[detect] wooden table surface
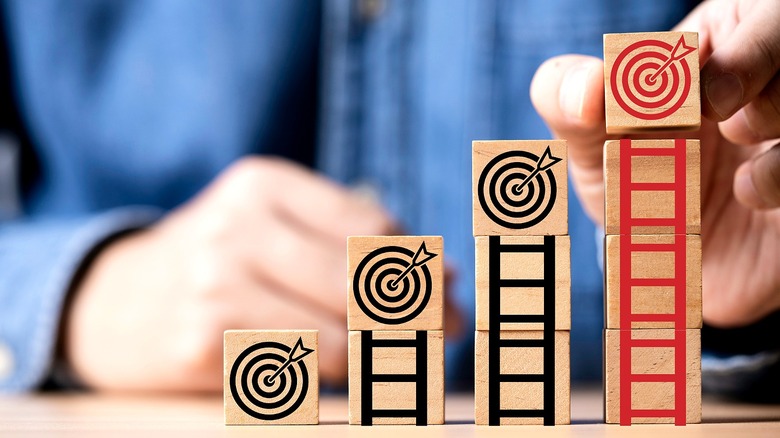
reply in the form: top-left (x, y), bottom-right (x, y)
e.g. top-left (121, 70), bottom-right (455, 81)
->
top-left (1, 387), bottom-right (779, 437)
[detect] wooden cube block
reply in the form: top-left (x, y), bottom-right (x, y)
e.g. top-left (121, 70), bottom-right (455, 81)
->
top-left (604, 32), bottom-right (700, 133)
top-left (604, 328), bottom-right (701, 424)
top-left (604, 138), bottom-right (700, 235)
top-left (475, 235), bottom-right (570, 331)
top-left (473, 140), bottom-right (568, 236)
top-left (605, 234), bottom-right (701, 329)
top-left (224, 330), bottom-right (318, 425)
top-left (348, 236), bottom-right (443, 331)
top-left (348, 330), bottom-right (444, 425)
top-left (475, 330), bottom-right (570, 425)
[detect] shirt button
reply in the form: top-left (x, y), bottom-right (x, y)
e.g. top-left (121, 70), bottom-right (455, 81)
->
top-left (0, 341), bottom-right (14, 382)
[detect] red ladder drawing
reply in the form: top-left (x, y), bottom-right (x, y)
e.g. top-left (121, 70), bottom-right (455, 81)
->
top-left (619, 138), bottom-right (687, 425)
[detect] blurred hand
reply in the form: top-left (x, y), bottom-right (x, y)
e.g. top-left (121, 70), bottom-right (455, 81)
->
top-left (531, 0), bottom-right (780, 327)
top-left (65, 157), bottom-right (406, 391)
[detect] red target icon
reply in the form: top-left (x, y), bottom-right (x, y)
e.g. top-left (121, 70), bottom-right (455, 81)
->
top-left (610, 35), bottom-right (696, 120)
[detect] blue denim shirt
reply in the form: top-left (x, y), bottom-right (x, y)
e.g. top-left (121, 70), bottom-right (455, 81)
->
top-left (3, 0), bottom-right (775, 395)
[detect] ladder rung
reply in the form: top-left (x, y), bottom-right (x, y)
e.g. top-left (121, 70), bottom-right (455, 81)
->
top-left (628, 278), bottom-right (677, 287)
top-left (628, 313), bottom-right (677, 322)
top-left (499, 409), bottom-right (546, 418)
top-left (628, 243), bottom-right (677, 252)
top-left (628, 409), bottom-right (677, 418)
top-left (499, 315), bottom-right (545, 324)
top-left (498, 339), bottom-right (545, 348)
top-left (629, 373), bottom-right (677, 383)
top-left (370, 339), bottom-right (419, 348)
top-left (370, 374), bottom-right (418, 383)
top-left (370, 409), bottom-right (419, 418)
top-left (627, 147), bottom-right (677, 157)
top-left (499, 279), bottom-right (546, 288)
top-left (628, 182), bottom-right (677, 191)
top-left (499, 374), bottom-right (546, 383)
top-left (627, 338), bottom-right (677, 348)
top-left (499, 244), bottom-right (546, 253)
top-left (629, 218), bottom-right (678, 227)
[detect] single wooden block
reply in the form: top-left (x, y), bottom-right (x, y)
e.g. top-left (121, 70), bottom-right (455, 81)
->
top-left (604, 32), bottom-right (700, 133)
top-left (604, 328), bottom-right (701, 424)
top-left (348, 236), bottom-right (444, 331)
top-left (348, 330), bottom-right (444, 425)
top-left (475, 235), bottom-right (570, 331)
top-left (475, 330), bottom-right (570, 425)
top-left (224, 330), bottom-right (318, 425)
top-left (473, 140), bottom-right (568, 236)
top-left (604, 138), bottom-right (700, 235)
top-left (605, 234), bottom-right (701, 329)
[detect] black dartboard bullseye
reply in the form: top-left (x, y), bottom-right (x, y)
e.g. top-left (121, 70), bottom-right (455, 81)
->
top-left (229, 341), bottom-right (309, 421)
top-left (477, 150), bottom-right (557, 229)
top-left (352, 245), bottom-right (433, 325)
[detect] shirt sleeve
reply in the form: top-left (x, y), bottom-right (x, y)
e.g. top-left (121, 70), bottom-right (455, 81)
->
top-left (0, 207), bottom-right (161, 392)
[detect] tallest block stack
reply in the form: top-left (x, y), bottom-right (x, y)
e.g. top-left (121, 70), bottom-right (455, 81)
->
top-left (603, 31), bottom-right (702, 425)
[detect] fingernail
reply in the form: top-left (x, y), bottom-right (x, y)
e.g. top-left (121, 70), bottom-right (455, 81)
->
top-left (559, 63), bottom-right (592, 120)
top-left (706, 73), bottom-right (743, 119)
top-left (734, 163), bottom-right (767, 208)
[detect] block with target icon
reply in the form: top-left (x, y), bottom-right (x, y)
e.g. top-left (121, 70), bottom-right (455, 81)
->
top-left (604, 138), bottom-right (701, 235)
top-left (348, 236), bottom-right (444, 331)
top-left (604, 31), bottom-right (700, 134)
top-left (224, 330), bottom-right (318, 425)
top-left (348, 330), bottom-right (444, 425)
top-left (472, 140), bottom-right (567, 237)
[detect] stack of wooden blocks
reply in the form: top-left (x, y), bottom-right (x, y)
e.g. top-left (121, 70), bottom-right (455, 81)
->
top-left (472, 140), bottom-right (571, 425)
top-left (603, 31), bottom-right (702, 425)
top-left (347, 236), bottom-right (445, 425)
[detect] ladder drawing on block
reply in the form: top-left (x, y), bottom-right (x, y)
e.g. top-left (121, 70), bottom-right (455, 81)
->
top-left (360, 330), bottom-right (428, 425)
top-left (619, 138), bottom-right (687, 425)
top-left (488, 235), bottom-right (556, 426)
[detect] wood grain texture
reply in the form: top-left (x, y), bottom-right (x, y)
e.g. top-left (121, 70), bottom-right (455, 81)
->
top-left (475, 235), bottom-right (570, 331)
top-left (473, 140), bottom-right (568, 236)
top-left (224, 330), bottom-right (318, 425)
top-left (604, 32), bottom-right (700, 133)
top-left (604, 139), bottom-right (701, 235)
top-left (475, 330), bottom-right (570, 425)
top-left (348, 330), bottom-right (444, 425)
top-left (604, 329), bottom-right (701, 424)
top-left (347, 236), bottom-right (443, 331)
top-left (605, 234), bottom-right (701, 329)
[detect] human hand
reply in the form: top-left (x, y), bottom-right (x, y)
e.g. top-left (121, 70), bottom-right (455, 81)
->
top-left (64, 157), bottom-right (404, 391)
top-left (530, 0), bottom-right (780, 327)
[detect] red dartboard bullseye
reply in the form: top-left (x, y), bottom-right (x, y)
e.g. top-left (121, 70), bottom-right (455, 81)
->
top-left (610, 39), bottom-right (692, 120)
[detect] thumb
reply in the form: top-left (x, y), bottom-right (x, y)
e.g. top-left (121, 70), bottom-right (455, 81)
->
top-left (734, 143), bottom-right (780, 209)
top-left (530, 54), bottom-right (606, 224)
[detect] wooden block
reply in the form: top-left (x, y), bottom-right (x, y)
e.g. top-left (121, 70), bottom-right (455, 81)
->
top-left (348, 236), bottom-right (443, 331)
top-left (473, 140), bottom-right (568, 236)
top-left (604, 138), bottom-right (700, 235)
top-left (224, 330), bottom-right (318, 425)
top-left (604, 32), bottom-right (700, 133)
top-left (604, 328), bottom-right (701, 424)
top-left (348, 330), bottom-right (444, 425)
top-left (475, 330), bottom-right (570, 425)
top-left (475, 235), bottom-right (570, 331)
top-left (605, 234), bottom-right (701, 329)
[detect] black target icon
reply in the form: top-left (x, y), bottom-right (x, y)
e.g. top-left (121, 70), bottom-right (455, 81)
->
top-left (353, 243), bottom-right (437, 325)
top-left (229, 338), bottom-right (313, 421)
top-left (477, 146), bottom-right (561, 229)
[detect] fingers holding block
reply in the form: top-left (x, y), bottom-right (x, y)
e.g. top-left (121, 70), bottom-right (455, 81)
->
top-left (348, 330), bottom-right (444, 425)
top-left (348, 236), bottom-right (444, 331)
top-left (224, 330), bottom-right (319, 425)
top-left (604, 32), bottom-right (700, 133)
top-left (473, 140), bottom-right (568, 236)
